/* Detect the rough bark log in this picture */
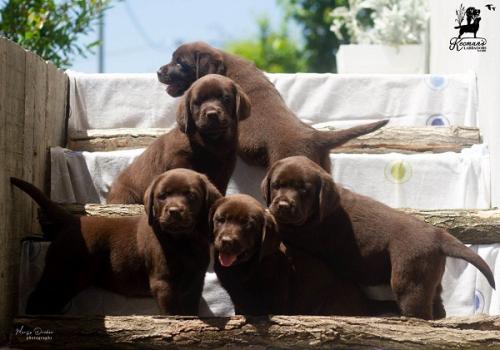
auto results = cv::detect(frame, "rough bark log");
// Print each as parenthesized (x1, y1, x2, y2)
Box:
(56, 204, 500, 244)
(325, 125, 481, 154)
(402, 208, 500, 244)
(68, 126, 481, 153)
(10, 315, 500, 350)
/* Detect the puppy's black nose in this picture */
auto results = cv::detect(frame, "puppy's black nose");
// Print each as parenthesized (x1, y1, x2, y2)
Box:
(220, 236, 238, 251)
(206, 111, 219, 119)
(168, 207, 183, 219)
(277, 201, 291, 210)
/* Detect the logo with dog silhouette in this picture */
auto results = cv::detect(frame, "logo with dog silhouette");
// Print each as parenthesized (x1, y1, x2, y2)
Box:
(449, 4, 488, 52)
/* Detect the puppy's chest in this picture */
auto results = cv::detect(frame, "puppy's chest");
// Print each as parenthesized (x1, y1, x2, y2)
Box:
(157, 241, 210, 279)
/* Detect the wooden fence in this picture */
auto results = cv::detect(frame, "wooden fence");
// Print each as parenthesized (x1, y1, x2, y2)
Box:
(0, 37, 67, 343)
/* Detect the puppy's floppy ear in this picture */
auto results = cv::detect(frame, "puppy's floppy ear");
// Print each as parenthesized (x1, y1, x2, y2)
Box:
(208, 197, 224, 242)
(197, 52, 226, 77)
(200, 174, 222, 213)
(318, 172, 340, 222)
(176, 89, 195, 134)
(233, 82, 251, 121)
(144, 175, 163, 226)
(260, 173, 271, 207)
(259, 209, 281, 261)
(260, 161, 279, 206)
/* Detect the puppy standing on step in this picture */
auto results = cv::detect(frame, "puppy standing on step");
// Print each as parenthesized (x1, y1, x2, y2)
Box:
(11, 169, 221, 315)
(262, 156, 496, 320)
(157, 41, 388, 172)
(211, 194, 372, 316)
(107, 74, 250, 204)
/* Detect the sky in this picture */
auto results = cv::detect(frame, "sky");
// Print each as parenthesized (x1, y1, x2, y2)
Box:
(71, 0, 285, 73)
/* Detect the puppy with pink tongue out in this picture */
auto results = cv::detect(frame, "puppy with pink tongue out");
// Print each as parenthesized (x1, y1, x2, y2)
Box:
(211, 194, 290, 315)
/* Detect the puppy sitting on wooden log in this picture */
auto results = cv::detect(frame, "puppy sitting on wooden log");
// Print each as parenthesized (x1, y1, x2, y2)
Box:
(211, 194, 376, 316)
(11, 169, 221, 315)
(261, 156, 496, 320)
(107, 74, 250, 203)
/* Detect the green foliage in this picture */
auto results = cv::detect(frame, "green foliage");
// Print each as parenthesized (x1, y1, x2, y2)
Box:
(0, 0, 111, 68)
(278, 0, 349, 73)
(225, 17, 306, 73)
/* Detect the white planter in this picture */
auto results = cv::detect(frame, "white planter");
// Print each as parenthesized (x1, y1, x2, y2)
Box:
(337, 44, 426, 74)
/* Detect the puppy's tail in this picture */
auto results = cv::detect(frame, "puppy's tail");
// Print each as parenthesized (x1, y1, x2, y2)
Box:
(10, 177, 74, 238)
(439, 229, 496, 289)
(316, 119, 389, 150)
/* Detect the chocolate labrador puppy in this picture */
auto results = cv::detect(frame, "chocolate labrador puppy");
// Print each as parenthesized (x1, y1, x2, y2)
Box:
(11, 168, 221, 315)
(262, 156, 496, 320)
(107, 74, 250, 204)
(211, 194, 372, 316)
(157, 41, 388, 172)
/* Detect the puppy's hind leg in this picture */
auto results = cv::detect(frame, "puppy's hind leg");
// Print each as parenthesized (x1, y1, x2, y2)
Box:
(26, 266, 91, 314)
(433, 283, 446, 319)
(149, 277, 178, 315)
(390, 259, 436, 320)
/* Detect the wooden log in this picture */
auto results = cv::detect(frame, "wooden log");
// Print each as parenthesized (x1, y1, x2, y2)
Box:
(10, 315, 500, 349)
(67, 126, 481, 153)
(68, 128, 168, 151)
(55, 205, 500, 244)
(327, 125, 481, 154)
(404, 208, 500, 245)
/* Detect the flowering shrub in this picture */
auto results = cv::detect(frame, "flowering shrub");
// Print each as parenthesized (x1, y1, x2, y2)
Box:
(330, 0, 429, 46)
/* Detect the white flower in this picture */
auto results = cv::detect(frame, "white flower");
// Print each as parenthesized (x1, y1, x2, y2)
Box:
(330, 0, 429, 46)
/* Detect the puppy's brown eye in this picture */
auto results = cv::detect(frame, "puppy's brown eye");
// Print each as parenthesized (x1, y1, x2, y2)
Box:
(245, 220, 255, 229)
(222, 94, 231, 103)
(177, 61, 190, 72)
(186, 191, 197, 200)
(271, 183, 280, 190)
(158, 191, 168, 200)
(215, 217, 225, 224)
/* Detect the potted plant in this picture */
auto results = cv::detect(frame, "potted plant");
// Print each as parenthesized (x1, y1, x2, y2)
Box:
(331, 0, 429, 73)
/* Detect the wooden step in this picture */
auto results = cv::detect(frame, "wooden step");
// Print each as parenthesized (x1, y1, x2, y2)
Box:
(58, 204, 500, 244)
(10, 315, 500, 349)
(67, 126, 481, 154)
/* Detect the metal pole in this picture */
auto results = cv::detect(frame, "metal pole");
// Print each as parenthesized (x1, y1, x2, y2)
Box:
(98, 9, 105, 73)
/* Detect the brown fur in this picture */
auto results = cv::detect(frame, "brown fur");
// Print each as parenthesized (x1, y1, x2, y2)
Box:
(107, 74, 250, 204)
(210, 194, 372, 316)
(261, 156, 496, 320)
(11, 169, 221, 315)
(157, 41, 388, 172)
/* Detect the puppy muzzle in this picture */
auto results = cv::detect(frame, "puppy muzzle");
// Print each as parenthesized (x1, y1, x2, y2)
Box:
(215, 235, 252, 267)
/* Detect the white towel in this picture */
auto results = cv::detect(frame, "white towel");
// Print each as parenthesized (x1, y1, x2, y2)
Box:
(67, 71, 478, 132)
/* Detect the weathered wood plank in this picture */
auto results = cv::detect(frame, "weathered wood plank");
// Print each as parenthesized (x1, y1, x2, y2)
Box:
(57, 204, 500, 244)
(24, 51, 45, 235)
(0, 37, 27, 344)
(67, 126, 481, 153)
(0, 37, 68, 344)
(46, 62, 68, 154)
(0, 36, 9, 345)
(31, 52, 48, 214)
(10, 315, 500, 350)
